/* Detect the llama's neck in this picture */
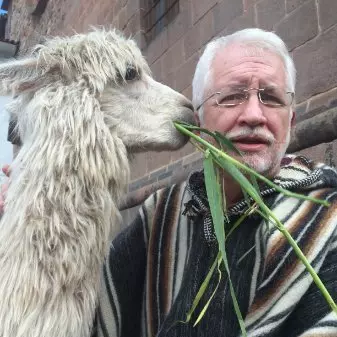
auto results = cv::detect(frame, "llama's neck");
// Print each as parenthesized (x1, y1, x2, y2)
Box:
(0, 131, 130, 337)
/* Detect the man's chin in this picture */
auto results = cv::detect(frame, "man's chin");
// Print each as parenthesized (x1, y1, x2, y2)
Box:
(231, 152, 273, 175)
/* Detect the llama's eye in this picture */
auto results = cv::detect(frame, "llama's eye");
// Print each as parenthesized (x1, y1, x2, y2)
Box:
(125, 67, 138, 81)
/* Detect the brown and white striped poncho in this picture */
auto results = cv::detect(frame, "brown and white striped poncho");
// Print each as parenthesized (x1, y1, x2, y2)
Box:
(95, 155, 337, 337)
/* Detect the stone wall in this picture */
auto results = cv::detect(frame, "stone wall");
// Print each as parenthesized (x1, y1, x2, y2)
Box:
(6, 0, 144, 53)
(5, 0, 337, 226)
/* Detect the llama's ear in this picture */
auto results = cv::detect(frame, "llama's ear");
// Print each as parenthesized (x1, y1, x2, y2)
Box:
(0, 57, 49, 96)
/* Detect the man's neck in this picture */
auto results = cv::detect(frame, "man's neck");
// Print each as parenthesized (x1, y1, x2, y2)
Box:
(222, 173, 244, 207)
(222, 167, 280, 207)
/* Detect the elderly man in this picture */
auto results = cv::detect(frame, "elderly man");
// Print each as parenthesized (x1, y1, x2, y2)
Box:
(95, 28, 337, 337)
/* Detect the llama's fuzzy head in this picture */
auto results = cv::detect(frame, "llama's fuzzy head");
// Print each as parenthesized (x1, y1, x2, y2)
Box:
(0, 29, 194, 153)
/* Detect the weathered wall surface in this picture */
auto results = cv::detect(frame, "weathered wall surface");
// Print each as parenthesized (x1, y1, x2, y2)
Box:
(5, 0, 337, 224)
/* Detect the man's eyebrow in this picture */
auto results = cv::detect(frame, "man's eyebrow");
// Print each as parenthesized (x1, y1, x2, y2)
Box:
(227, 79, 249, 85)
(225, 81, 249, 89)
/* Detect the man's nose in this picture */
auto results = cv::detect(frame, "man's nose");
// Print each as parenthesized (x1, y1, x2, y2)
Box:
(237, 93, 267, 127)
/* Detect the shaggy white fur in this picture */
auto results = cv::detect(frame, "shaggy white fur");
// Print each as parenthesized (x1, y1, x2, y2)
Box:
(0, 29, 194, 337)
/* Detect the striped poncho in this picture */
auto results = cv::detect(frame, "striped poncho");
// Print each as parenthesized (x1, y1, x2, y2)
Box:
(95, 155, 337, 337)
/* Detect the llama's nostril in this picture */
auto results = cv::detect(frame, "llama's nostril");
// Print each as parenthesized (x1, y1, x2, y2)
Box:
(183, 101, 194, 111)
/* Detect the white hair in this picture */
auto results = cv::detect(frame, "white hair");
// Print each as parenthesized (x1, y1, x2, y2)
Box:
(0, 29, 194, 337)
(192, 28, 296, 122)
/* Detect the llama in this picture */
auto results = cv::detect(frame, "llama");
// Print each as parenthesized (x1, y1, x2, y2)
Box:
(0, 29, 194, 337)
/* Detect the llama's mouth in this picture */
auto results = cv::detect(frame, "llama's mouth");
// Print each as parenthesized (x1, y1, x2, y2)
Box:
(175, 107, 196, 126)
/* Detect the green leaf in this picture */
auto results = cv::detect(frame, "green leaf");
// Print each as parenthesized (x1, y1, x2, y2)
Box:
(226, 204, 257, 240)
(222, 250, 247, 336)
(203, 150, 225, 252)
(214, 131, 242, 156)
(185, 251, 222, 322)
(175, 121, 337, 321)
(193, 254, 223, 326)
(203, 151, 247, 336)
(175, 121, 242, 156)
(211, 151, 263, 205)
(174, 122, 329, 207)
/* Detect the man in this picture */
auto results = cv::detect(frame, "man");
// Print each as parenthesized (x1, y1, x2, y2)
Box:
(95, 28, 337, 337)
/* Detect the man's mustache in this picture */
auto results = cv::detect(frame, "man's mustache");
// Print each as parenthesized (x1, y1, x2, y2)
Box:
(226, 127, 275, 145)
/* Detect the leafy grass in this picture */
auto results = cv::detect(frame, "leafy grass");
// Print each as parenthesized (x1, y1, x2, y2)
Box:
(174, 121, 337, 333)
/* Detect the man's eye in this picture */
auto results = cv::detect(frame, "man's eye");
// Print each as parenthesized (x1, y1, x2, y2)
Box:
(260, 92, 284, 105)
(218, 92, 246, 105)
(125, 67, 139, 81)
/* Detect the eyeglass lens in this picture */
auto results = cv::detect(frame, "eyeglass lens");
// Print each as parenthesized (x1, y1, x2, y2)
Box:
(216, 87, 292, 107)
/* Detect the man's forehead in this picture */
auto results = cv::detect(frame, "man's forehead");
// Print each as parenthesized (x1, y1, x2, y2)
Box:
(213, 43, 281, 66)
(226, 77, 280, 87)
(210, 43, 286, 88)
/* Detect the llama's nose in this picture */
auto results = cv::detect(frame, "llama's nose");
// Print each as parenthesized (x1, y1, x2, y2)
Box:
(181, 99, 194, 112)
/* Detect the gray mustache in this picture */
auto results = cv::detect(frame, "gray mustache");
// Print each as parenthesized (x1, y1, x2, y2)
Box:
(226, 127, 275, 144)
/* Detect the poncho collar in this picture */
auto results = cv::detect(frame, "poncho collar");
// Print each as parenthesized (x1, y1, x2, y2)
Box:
(183, 155, 337, 242)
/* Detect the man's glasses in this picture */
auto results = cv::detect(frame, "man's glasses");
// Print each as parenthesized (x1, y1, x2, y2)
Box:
(196, 87, 294, 111)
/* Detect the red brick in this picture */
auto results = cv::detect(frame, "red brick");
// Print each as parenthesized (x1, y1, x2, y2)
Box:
(170, 142, 196, 163)
(179, 141, 197, 157)
(114, 0, 127, 15)
(294, 100, 308, 123)
(288, 108, 337, 152)
(199, 9, 215, 49)
(181, 150, 203, 166)
(295, 142, 329, 163)
(256, 0, 286, 30)
(182, 85, 193, 101)
(145, 151, 172, 173)
(124, 10, 141, 36)
(275, 0, 318, 51)
(162, 71, 176, 91)
(112, 16, 119, 30)
(183, 25, 200, 60)
(296, 139, 337, 168)
(130, 153, 149, 179)
(294, 24, 337, 102)
(191, 0, 217, 24)
(286, 0, 307, 13)
(184, 9, 215, 59)
(118, 6, 128, 30)
(175, 53, 199, 92)
(213, 0, 243, 35)
(161, 38, 185, 75)
(219, 9, 257, 36)
(133, 30, 146, 50)
(144, 28, 169, 64)
(150, 57, 162, 82)
(167, 0, 193, 46)
(126, 0, 140, 21)
(318, 0, 337, 32)
(306, 87, 337, 118)
(104, 7, 116, 24)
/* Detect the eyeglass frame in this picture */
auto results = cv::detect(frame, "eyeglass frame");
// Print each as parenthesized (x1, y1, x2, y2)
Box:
(195, 87, 295, 111)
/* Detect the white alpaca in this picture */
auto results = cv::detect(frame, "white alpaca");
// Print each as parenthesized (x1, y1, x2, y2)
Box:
(0, 29, 194, 337)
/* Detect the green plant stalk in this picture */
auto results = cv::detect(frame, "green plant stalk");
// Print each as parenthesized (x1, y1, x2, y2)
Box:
(204, 151, 247, 335)
(174, 123, 329, 206)
(175, 122, 337, 315)
(210, 149, 337, 315)
(257, 207, 337, 313)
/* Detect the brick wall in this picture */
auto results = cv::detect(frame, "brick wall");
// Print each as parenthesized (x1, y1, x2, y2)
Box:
(6, 0, 144, 53)
(122, 0, 337, 222)
(5, 0, 337, 225)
